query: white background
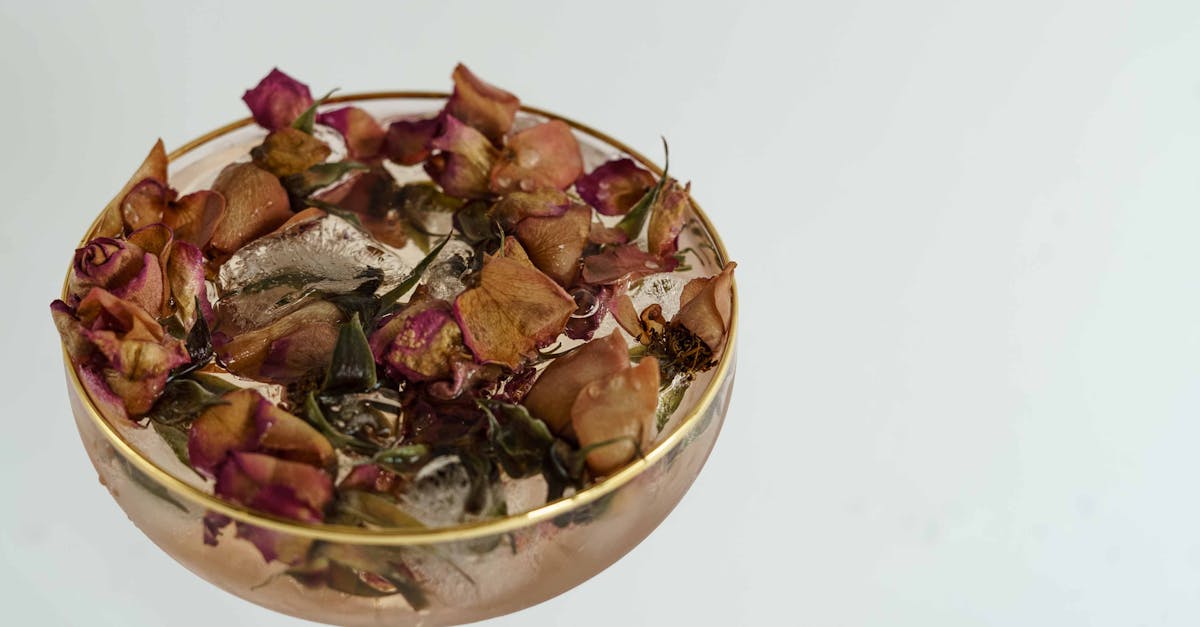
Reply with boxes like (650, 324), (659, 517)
(2, 0), (1200, 624)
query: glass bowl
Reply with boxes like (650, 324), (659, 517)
(62, 93), (738, 626)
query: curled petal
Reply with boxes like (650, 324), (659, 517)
(524, 331), (629, 434)
(571, 356), (660, 474)
(251, 127), (331, 177)
(489, 189), (571, 229)
(427, 359), (506, 400)
(611, 287), (644, 341)
(163, 190), (226, 249)
(242, 68), (314, 131)
(121, 178), (174, 233)
(384, 115), (442, 166)
(489, 120), (583, 194)
(581, 243), (678, 285)
(188, 388), (334, 477)
(78, 364), (132, 424)
(575, 158), (656, 217)
(318, 106), (385, 159)
(446, 63), (519, 145)
(208, 163), (293, 256)
(647, 181), (691, 257)
(453, 238), (575, 368)
(371, 299), (465, 382)
(514, 204), (591, 286)
(68, 238), (147, 305)
(425, 115), (497, 199)
(215, 300), (345, 384)
(215, 452), (333, 523)
(98, 140), (168, 237)
(674, 261), (736, 358)
(165, 241), (213, 327)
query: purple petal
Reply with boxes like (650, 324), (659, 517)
(318, 106), (385, 159)
(425, 115), (498, 199)
(445, 63), (519, 145)
(581, 244), (679, 285)
(575, 158), (657, 217)
(242, 68), (314, 131)
(384, 114), (442, 166)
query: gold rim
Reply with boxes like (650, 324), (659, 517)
(64, 91), (738, 546)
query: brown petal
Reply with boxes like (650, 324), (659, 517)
(425, 115), (498, 199)
(488, 189), (571, 229)
(646, 181), (691, 257)
(250, 127), (332, 177)
(120, 178), (173, 233)
(97, 139), (168, 237)
(163, 190), (226, 249)
(571, 356), (660, 474)
(445, 63), (519, 146)
(514, 204), (591, 286)
(318, 106), (385, 159)
(208, 163), (293, 256)
(489, 120), (583, 194)
(384, 115), (441, 166)
(673, 261), (736, 358)
(215, 300), (345, 383)
(524, 331), (630, 434)
(574, 158), (657, 217)
(581, 243), (678, 285)
(453, 238), (575, 368)
(166, 241), (212, 327)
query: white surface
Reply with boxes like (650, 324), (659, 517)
(2, 0), (1199, 624)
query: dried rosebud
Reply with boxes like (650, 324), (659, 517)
(215, 452), (333, 523)
(445, 63), (519, 146)
(214, 300), (345, 384)
(425, 115), (498, 199)
(674, 261), (736, 358)
(489, 120), (583, 194)
(188, 388), (334, 477)
(242, 68), (314, 131)
(384, 115), (442, 166)
(208, 162), (293, 256)
(647, 180), (691, 257)
(514, 204), (591, 286)
(453, 238), (575, 368)
(67, 237), (163, 315)
(97, 140), (168, 237)
(318, 106), (386, 159)
(581, 243), (679, 285)
(251, 127), (332, 177)
(488, 189), (572, 229)
(575, 158), (657, 217)
(51, 288), (189, 419)
(369, 298), (466, 382)
(162, 190), (226, 249)
(524, 331), (630, 434)
(571, 356), (660, 474)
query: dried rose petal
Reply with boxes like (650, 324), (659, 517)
(674, 261), (736, 358)
(312, 168), (409, 248)
(215, 300), (345, 384)
(208, 163), (293, 256)
(370, 298), (465, 382)
(575, 158), (657, 217)
(524, 331), (630, 434)
(453, 238), (575, 368)
(564, 284), (613, 341)
(215, 452), (333, 523)
(514, 204), (591, 286)
(165, 240), (213, 326)
(163, 190), (226, 249)
(610, 287), (643, 340)
(581, 243), (678, 285)
(97, 140), (168, 237)
(385, 115), (442, 166)
(318, 106), (385, 159)
(489, 189), (571, 229)
(426, 359), (506, 400)
(588, 220), (629, 246)
(121, 178), (174, 233)
(647, 180), (691, 257)
(445, 63), (520, 146)
(242, 68), (314, 131)
(67, 237), (162, 316)
(251, 127), (332, 177)
(425, 115), (498, 199)
(489, 120), (583, 194)
(571, 356), (660, 474)
(188, 388), (334, 477)
(53, 288), (189, 418)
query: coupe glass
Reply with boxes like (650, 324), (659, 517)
(63, 93), (738, 626)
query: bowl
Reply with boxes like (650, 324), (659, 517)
(63, 93), (737, 626)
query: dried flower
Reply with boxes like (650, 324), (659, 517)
(575, 158), (656, 217)
(445, 63), (519, 146)
(242, 68), (315, 131)
(571, 356), (660, 474)
(489, 120), (583, 194)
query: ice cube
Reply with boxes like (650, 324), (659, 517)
(422, 239), (476, 302)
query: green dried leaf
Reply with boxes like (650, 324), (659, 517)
(118, 456), (188, 513)
(656, 374), (689, 431)
(292, 88), (337, 135)
(334, 491), (425, 529)
(376, 234), (451, 315)
(479, 401), (554, 479)
(322, 313), (377, 394)
(301, 392), (377, 454)
(152, 420), (193, 469)
(615, 138), (670, 240)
